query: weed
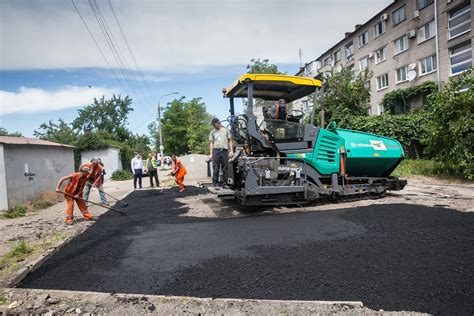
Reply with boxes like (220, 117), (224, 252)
(111, 170), (133, 181)
(0, 205), (28, 219)
(0, 293), (7, 305)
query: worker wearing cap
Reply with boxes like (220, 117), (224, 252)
(81, 157), (107, 205)
(171, 155), (187, 192)
(209, 118), (233, 188)
(56, 165), (94, 225)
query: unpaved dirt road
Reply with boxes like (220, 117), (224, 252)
(15, 178), (474, 315)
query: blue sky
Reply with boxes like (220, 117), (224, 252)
(0, 0), (392, 137)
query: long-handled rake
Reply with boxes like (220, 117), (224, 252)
(159, 175), (174, 193)
(59, 190), (127, 215)
(88, 182), (129, 207)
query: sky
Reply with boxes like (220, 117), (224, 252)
(0, 0), (393, 137)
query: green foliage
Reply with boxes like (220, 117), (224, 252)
(8, 240), (32, 258)
(111, 169), (133, 181)
(392, 159), (468, 180)
(0, 127), (23, 137)
(33, 119), (76, 144)
(0, 293), (6, 305)
(72, 95), (133, 141)
(425, 70), (473, 179)
(381, 81), (437, 114)
(319, 67), (372, 126)
(0, 204), (28, 219)
(246, 58), (281, 74)
(160, 97), (213, 155)
(345, 112), (430, 158)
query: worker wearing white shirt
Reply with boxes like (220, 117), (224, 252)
(131, 153), (143, 189)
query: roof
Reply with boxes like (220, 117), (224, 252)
(224, 74), (321, 102)
(0, 136), (76, 148)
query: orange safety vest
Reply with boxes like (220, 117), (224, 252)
(173, 159), (187, 178)
(84, 162), (103, 183)
(65, 172), (89, 195)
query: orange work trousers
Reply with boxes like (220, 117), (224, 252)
(175, 176), (185, 191)
(65, 197), (92, 220)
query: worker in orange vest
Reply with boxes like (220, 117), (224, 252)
(81, 157), (107, 205)
(55, 165), (94, 225)
(171, 155), (187, 192)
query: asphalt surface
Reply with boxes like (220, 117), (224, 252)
(18, 186), (474, 315)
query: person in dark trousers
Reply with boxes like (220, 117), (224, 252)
(146, 152), (159, 188)
(131, 152), (143, 189)
(209, 118), (233, 188)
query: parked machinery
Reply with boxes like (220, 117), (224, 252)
(216, 74), (406, 206)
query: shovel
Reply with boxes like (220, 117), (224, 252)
(58, 190), (127, 215)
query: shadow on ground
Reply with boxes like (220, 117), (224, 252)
(18, 186), (474, 315)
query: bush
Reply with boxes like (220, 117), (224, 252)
(0, 205), (28, 219)
(111, 170), (133, 181)
(392, 159), (468, 179)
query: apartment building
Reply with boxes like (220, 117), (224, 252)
(296, 0), (472, 115)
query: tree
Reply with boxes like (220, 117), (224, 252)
(34, 119), (76, 144)
(425, 69), (473, 179)
(246, 58), (281, 74)
(0, 127), (23, 137)
(318, 67), (372, 126)
(161, 97), (213, 155)
(72, 95), (133, 141)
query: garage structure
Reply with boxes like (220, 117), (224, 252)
(0, 136), (75, 210)
(81, 146), (122, 180)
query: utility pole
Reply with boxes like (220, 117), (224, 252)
(157, 92), (179, 160)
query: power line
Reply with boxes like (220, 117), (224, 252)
(71, 0), (127, 93)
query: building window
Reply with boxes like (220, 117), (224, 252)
(394, 35), (409, 54)
(377, 73), (389, 90)
(375, 46), (387, 64)
(448, 3), (471, 39)
(364, 80), (371, 89)
(358, 31), (369, 47)
(420, 55), (437, 75)
(450, 41), (472, 75)
(334, 50), (341, 62)
(345, 42), (354, 61)
(417, 0), (433, 10)
(393, 6), (406, 26)
(359, 56), (369, 70)
(378, 104), (385, 115)
(323, 56), (332, 66)
(396, 65), (409, 83)
(418, 20), (436, 43)
(374, 21), (386, 38)
(348, 64), (355, 80)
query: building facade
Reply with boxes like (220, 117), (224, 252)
(297, 0), (472, 115)
(0, 136), (75, 210)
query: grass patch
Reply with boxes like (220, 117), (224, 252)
(392, 159), (469, 180)
(111, 170), (133, 181)
(0, 205), (28, 219)
(0, 293), (7, 305)
(0, 233), (71, 275)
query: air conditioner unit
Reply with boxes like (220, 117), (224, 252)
(407, 29), (417, 38)
(368, 52), (374, 59)
(413, 10), (420, 19)
(381, 13), (388, 21)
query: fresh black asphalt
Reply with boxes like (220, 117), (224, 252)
(18, 186), (474, 315)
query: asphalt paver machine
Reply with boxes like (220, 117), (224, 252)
(214, 74), (406, 206)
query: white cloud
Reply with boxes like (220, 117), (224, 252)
(0, 86), (114, 114)
(0, 0), (393, 71)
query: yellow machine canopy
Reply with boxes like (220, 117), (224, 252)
(224, 74), (321, 102)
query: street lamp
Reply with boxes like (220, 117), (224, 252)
(157, 91), (179, 160)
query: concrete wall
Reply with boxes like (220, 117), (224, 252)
(81, 148), (122, 180)
(2, 145), (75, 210)
(178, 154), (209, 181)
